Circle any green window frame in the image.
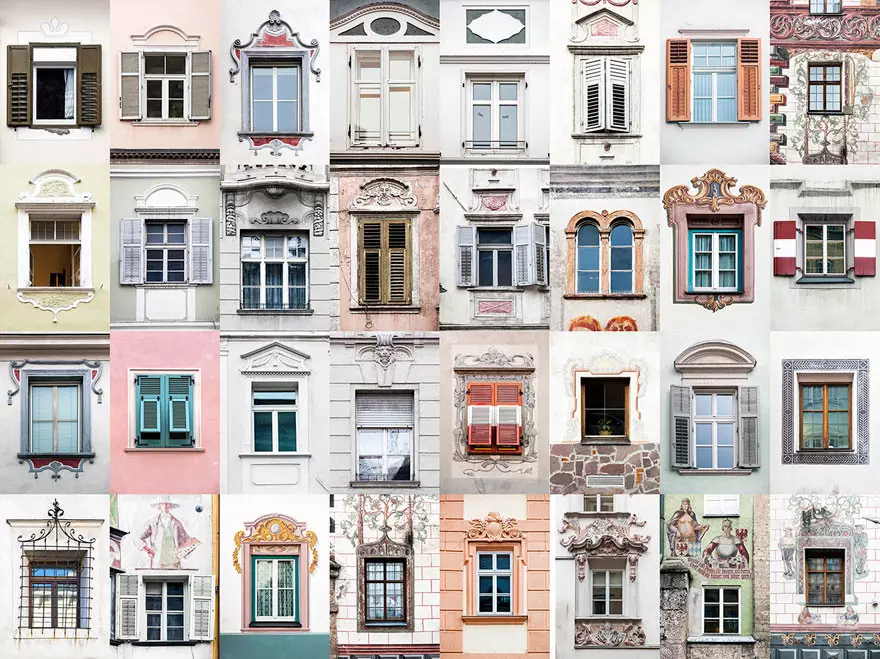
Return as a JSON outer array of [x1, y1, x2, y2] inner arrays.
[[250, 554, 300, 626], [135, 374, 194, 448]]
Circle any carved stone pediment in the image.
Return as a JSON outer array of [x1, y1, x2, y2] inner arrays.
[[350, 178, 417, 212], [357, 526, 413, 559], [663, 169, 767, 220], [250, 210, 299, 225], [453, 347, 535, 373], [560, 513, 650, 581], [232, 514, 317, 574], [355, 333, 413, 387], [467, 512, 522, 541], [240, 342, 311, 376], [674, 341, 757, 375]]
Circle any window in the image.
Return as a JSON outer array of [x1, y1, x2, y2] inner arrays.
[[364, 559, 405, 625], [704, 494, 740, 517], [28, 562, 80, 629], [477, 552, 512, 615], [241, 233, 309, 310], [694, 391, 736, 469], [358, 219, 411, 305], [703, 587, 739, 634], [252, 386, 297, 452], [804, 224, 845, 275], [692, 42, 737, 123], [566, 212, 644, 297], [800, 383, 851, 450], [145, 581, 185, 641], [690, 231, 740, 292], [582, 58, 630, 133], [458, 224, 547, 288], [477, 228, 513, 287], [810, 0, 841, 14], [808, 64, 842, 113], [35, 63, 75, 123], [351, 48, 417, 147], [135, 374, 195, 448], [468, 78, 523, 150], [576, 224, 599, 293], [253, 556, 298, 623], [610, 224, 634, 293], [466, 382, 523, 454], [251, 65, 300, 132], [585, 494, 615, 513], [806, 549, 844, 605], [29, 383, 80, 454], [144, 55, 186, 120], [591, 569, 623, 616], [355, 392, 414, 482], [582, 378, 628, 439], [145, 222, 186, 284], [29, 217, 81, 287]]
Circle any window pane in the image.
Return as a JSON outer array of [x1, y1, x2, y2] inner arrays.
[[828, 411, 849, 448], [473, 83, 492, 101], [166, 55, 186, 75], [499, 105, 517, 144], [389, 51, 413, 79], [499, 83, 518, 101], [497, 250, 512, 286], [717, 73, 737, 122], [802, 411, 824, 449], [57, 421, 78, 453], [252, 68, 273, 101], [496, 576, 511, 594], [693, 73, 712, 122], [253, 411, 273, 452], [496, 596, 511, 613], [695, 445, 713, 469], [277, 101, 299, 132], [716, 394, 734, 417], [35, 68, 72, 121], [166, 224, 185, 244], [277, 412, 297, 451], [577, 270, 599, 293], [358, 428, 384, 455], [802, 385, 824, 411], [610, 224, 632, 247], [478, 554, 493, 570], [610, 270, 632, 294], [578, 245, 600, 271], [387, 429, 412, 455], [472, 105, 491, 143], [387, 455, 411, 481], [578, 224, 599, 247], [253, 390, 296, 405], [276, 67, 299, 101], [695, 394, 712, 417], [389, 86, 412, 133], [478, 595, 493, 613], [717, 445, 735, 469], [828, 385, 848, 410], [610, 245, 632, 270], [145, 55, 165, 75], [695, 423, 712, 446], [357, 52, 381, 80], [479, 575, 493, 594], [496, 553, 511, 570], [252, 101, 273, 131], [717, 423, 735, 446]]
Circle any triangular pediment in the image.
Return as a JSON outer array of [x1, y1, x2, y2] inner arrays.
[[240, 342, 311, 375], [575, 8, 633, 29]]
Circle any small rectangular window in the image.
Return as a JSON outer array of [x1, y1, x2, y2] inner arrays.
[[250, 64, 301, 132], [28, 561, 81, 629], [467, 78, 523, 150], [703, 586, 739, 634], [582, 378, 628, 439], [691, 42, 737, 123], [477, 228, 514, 287], [144, 55, 187, 120], [364, 558, 406, 624], [704, 494, 740, 517], [694, 391, 737, 470], [240, 233, 309, 310], [29, 383, 81, 454], [135, 374, 195, 448], [253, 556, 298, 622], [804, 224, 846, 275], [805, 549, 845, 605], [690, 231, 740, 292], [800, 383, 851, 450], [476, 552, 512, 615], [591, 569, 623, 616], [584, 495, 614, 513], [808, 63, 842, 113], [145, 580, 186, 642], [352, 48, 417, 146], [358, 220, 411, 305], [29, 216, 82, 288], [355, 392, 414, 482], [145, 222, 187, 284], [251, 385, 297, 452]]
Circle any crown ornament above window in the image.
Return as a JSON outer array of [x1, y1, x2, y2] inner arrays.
[[662, 168, 767, 216], [40, 17, 69, 38]]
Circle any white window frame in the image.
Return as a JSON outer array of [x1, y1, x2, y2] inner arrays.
[[144, 221, 188, 285], [466, 75, 525, 152], [475, 551, 513, 616], [590, 568, 625, 617], [693, 390, 738, 471], [32, 57, 77, 126], [250, 385, 299, 453], [581, 57, 631, 133], [803, 223, 846, 276], [354, 390, 416, 483], [584, 494, 614, 513], [691, 232, 739, 292], [350, 46, 419, 147], [476, 226, 514, 288], [691, 42, 738, 124], [253, 557, 298, 622], [810, 0, 841, 14], [249, 63, 302, 133], [704, 494, 740, 517], [28, 215, 83, 288], [28, 381, 82, 454], [702, 586, 740, 636], [142, 53, 189, 121], [240, 233, 310, 310], [144, 579, 187, 643]]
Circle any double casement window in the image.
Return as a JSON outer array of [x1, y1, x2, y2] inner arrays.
[[704, 494, 740, 517], [810, 0, 841, 14], [774, 217, 875, 280], [477, 552, 512, 615], [689, 230, 741, 292], [800, 383, 851, 450], [467, 77, 524, 151], [116, 574, 214, 642], [694, 391, 736, 469], [364, 559, 405, 625], [241, 233, 309, 310], [458, 224, 548, 288], [30, 382, 81, 454], [351, 48, 418, 147], [582, 378, 628, 440], [575, 223, 634, 294], [135, 374, 195, 448], [120, 217, 213, 286], [466, 382, 522, 455], [358, 219, 411, 305], [28, 562, 80, 629], [703, 587, 739, 635], [665, 38, 761, 123], [808, 64, 842, 113], [29, 216, 81, 287], [804, 224, 845, 275], [355, 392, 414, 482], [7, 44, 102, 128], [582, 58, 630, 133], [253, 556, 299, 623], [145, 581, 185, 641], [119, 50, 212, 122], [251, 65, 301, 132], [805, 549, 844, 605], [252, 386, 298, 452], [591, 569, 624, 616], [585, 494, 614, 513]]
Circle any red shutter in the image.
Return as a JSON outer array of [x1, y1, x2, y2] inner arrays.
[[467, 383, 494, 452], [666, 39, 691, 122], [495, 383, 522, 454], [737, 38, 762, 122], [773, 220, 797, 276], [854, 221, 876, 276]]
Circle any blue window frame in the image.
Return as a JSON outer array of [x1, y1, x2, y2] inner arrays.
[[692, 42, 737, 123], [251, 554, 299, 625], [135, 374, 194, 448], [688, 229, 742, 293], [576, 223, 600, 293]]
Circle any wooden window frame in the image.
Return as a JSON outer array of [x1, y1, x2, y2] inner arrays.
[[580, 377, 629, 441], [807, 63, 843, 115], [584, 494, 614, 513], [803, 222, 847, 276], [798, 382, 852, 451], [702, 586, 740, 635], [466, 381, 523, 455], [805, 548, 845, 606], [357, 218, 412, 306], [350, 46, 419, 148], [363, 557, 407, 625], [590, 568, 624, 617], [28, 561, 81, 629]]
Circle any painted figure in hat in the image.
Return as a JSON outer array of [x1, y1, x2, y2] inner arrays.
[[139, 495, 200, 569]]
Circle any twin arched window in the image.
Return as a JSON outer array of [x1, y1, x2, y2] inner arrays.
[[576, 222, 634, 294]]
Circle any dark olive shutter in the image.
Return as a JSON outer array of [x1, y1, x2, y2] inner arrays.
[[360, 221, 382, 304], [670, 385, 693, 468], [386, 220, 411, 304], [77, 44, 102, 126], [7, 45, 30, 126], [738, 386, 760, 468], [190, 51, 212, 120]]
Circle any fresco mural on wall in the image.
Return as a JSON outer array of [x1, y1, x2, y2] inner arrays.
[[666, 497, 753, 578], [665, 498, 708, 558]]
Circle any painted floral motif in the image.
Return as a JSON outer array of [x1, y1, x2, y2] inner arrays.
[[337, 494, 432, 549]]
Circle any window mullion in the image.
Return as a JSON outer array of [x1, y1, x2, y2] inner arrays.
[[260, 260, 266, 306], [52, 385, 59, 452], [272, 68, 279, 133]]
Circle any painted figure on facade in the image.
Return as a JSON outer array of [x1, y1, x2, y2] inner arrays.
[[798, 606, 817, 625], [702, 519, 750, 568], [666, 498, 708, 557], [779, 527, 796, 578], [138, 495, 200, 569], [838, 606, 859, 626]]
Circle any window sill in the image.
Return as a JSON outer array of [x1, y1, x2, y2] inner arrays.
[[19, 287, 95, 294], [582, 436, 631, 446], [797, 448, 853, 453], [686, 290, 742, 296], [137, 283, 194, 289], [807, 111, 846, 116], [237, 308, 314, 316], [132, 120, 201, 127], [125, 447, 205, 453], [796, 276, 855, 285], [675, 468, 753, 476], [467, 286, 523, 292], [18, 452, 95, 460], [564, 293, 647, 300], [132, 641, 201, 646], [675, 122, 755, 127], [26, 123, 87, 131], [687, 636, 756, 644], [462, 615, 528, 625], [350, 480, 421, 488], [248, 621, 302, 629], [572, 132, 642, 139], [363, 622, 411, 630], [577, 616, 642, 623], [238, 130, 314, 139], [349, 305, 420, 314], [238, 452, 311, 458]]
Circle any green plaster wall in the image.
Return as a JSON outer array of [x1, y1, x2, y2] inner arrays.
[[219, 633, 329, 658]]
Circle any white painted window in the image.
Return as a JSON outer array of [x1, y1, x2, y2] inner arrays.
[[145, 222, 187, 284], [692, 42, 737, 123], [355, 392, 414, 482], [694, 391, 737, 470], [145, 580, 186, 642], [251, 385, 298, 453], [703, 494, 739, 517], [591, 569, 624, 616], [476, 552, 512, 615], [240, 233, 309, 310], [691, 232, 739, 291], [703, 586, 740, 635], [584, 494, 615, 513], [582, 58, 630, 133], [29, 216, 82, 287], [351, 47, 418, 147], [32, 47, 77, 125], [253, 557, 298, 622], [804, 224, 846, 275], [467, 77, 524, 151], [144, 54, 187, 120], [250, 65, 301, 132]]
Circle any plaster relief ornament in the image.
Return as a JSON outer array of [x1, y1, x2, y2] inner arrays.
[[575, 621, 646, 648], [351, 177, 416, 210], [232, 514, 318, 574], [665, 498, 708, 558], [559, 514, 650, 581], [467, 9, 525, 44], [663, 169, 767, 215], [467, 512, 522, 541], [701, 519, 750, 568], [138, 496, 201, 569]]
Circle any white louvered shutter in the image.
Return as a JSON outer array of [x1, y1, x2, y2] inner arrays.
[[120, 217, 144, 285], [190, 575, 215, 641], [189, 218, 213, 284], [670, 385, 693, 468], [607, 58, 630, 132], [119, 52, 142, 120], [532, 222, 548, 286], [583, 58, 605, 132], [738, 386, 760, 468], [514, 224, 534, 286], [116, 573, 140, 640], [457, 225, 476, 287]]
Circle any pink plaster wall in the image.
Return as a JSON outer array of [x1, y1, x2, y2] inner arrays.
[[338, 174, 440, 331], [110, 331, 220, 494], [109, 0, 221, 150]]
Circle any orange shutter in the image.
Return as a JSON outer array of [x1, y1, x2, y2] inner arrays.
[[737, 38, 761, 121], [666, 39, 691, 122], [495, 383, 522, 454], [467, 383, 494, 452]]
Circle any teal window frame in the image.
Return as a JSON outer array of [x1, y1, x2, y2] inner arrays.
[[251, 385, 298, 453], [687, 228, 743, 293], [250, 554, 300, 626], [135, 374, 194, 448]]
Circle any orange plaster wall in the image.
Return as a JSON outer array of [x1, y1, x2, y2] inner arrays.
[[439, 495, 550, 659]]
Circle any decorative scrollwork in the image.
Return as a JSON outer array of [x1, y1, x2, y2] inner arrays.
[[233, 514, 318, 574], [467, 512, 522, 541], [662, 169, 767, 215], [229, 10, 321, 81]]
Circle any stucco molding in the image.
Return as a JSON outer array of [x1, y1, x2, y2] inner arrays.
[[467, 512, 523, 541], [229, 10, 321, 82], [16, 290, 95, 323], [453, 347, 535, 373], [350, 177, 417, 213], [674, 341, 757, 375], [575, 621, 647, 648], [239, 342, 312, 376], [663, 169, 766, 219], [16, 169, 95, 210], [131, 25, 200, 48], [559, 513, 650, 582], [232, 514, 318, 575], [355, 333, 413, 388], [8, 359, 104, 404]]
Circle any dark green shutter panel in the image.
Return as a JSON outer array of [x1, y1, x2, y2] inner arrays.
[[136, 375, 163, 446], [361, 222, 382, 304], [167, 375, 194, 446], [7, 45, 30, 126], [739, 386, 760, 468], [670, 385, 693, 468], [77, 44, 102, 126]]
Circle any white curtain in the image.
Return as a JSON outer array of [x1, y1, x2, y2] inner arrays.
[[64, 68, 75, 120]]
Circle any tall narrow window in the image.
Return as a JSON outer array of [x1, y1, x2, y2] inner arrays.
[[29, 562, 80, 629], [29, 217, 81, 287], [703, 587, 739, 634], [144, 55, 186, 120], [240, 233, 309, 310], [610, 224, 633, 293], [576, 224, 600, 293], [476, 552, 512, 615], [252, 386, 297, 452], [591, 569, 623, 616], [359, 220, 411, 305], [145, 581, 185, 641], [582, 58, 630, 133], [477, 228, 514, 287], [355, 392, 414, 482], [694, 391, 736, 469], [692, 42, 737, 123], [145, 222, 186, 284], [364, 559, 406, 625], [800, 383, 851, 450], [804, 224, 846, 275], [352, 49, 417, 146], [690, 231, 740, 292], [808, 64, 842, 113], [253, 556, 298, 623], [469, 78, 522, 150], [251, 65, 301, 132], [30, 383, 81, 454], [805, 549, 844, 605]]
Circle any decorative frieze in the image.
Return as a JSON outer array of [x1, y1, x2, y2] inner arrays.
[[467, 512, 523, 541], [575, 620, 646, 648]]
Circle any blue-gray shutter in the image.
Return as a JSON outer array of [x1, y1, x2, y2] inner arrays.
[[457, 226, 476, 287], [671, 385, 692, 468], [738, 386, 760, 468]]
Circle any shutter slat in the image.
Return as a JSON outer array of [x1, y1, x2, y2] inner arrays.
[[671, 385, 693, 468], [137, 375, 163, 444], [78, 44, 102, 126], [514, 224, 533, 286], [582, 58, 604, 132], [189, 218, 213, 285], [119, 51, 141, 120], [666, 39, 691, 122], [116, 574, 140, 640], [7, 45, 30, 126], [189, 51, 212, 121], [607, 57, 630, 132], [120, 218, 144, 284], [737, 39, 762, 121], [457, 225, 476, 287], [190, 575, 215, 641], [356, 392, 414, 427], [495, 382, 522, 452], [532, 222, 548, 286], [739, 386, 760, 468]]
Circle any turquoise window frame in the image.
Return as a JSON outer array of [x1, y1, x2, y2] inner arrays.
[[250, 554, 300, 625], [687, 228, 743, 293], [135, 374, 194, 448]]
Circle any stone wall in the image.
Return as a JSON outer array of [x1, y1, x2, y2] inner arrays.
[[549, 444, 660, 494]]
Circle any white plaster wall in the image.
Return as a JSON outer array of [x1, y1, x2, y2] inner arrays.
[[770, 165, 880, 330], [0, 495, 110, 659], [218, 494, 329, 634], [659, 0, 769, 165], [659, 165, 771, 333], [770, 331, 880, 493]]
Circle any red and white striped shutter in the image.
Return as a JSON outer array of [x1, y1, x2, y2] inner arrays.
[[854, 221, 876, 276], [494, 383, 522, 453], [467, 383, 494, 451], [773, 220, 797, 276]]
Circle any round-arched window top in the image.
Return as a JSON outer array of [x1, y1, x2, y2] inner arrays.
[[610, 223, 633, 247], [577, 223, 599, 247]]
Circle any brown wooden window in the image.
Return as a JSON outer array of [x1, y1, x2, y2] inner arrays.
[[358, 219, 411, 305], [28, 561, 81, 629], [581, 378, 628, 440], [364, 558, 406, 625], [806, 549, 844, 605], [799, 383, 851, 450], [808, 64, 842, 114]]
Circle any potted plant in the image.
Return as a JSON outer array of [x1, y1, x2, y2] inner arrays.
[[597, 416, 615, 436]]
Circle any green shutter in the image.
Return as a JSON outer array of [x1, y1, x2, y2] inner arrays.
[[136, 376, 162, 446], [167, 375, 193, 446]]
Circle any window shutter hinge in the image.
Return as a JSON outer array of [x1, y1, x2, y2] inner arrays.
[[525, 81, 528, 88], [418, 55, 422, 67], [348, 125, 351, 138], [462, 82, 465, 88], [208, 95, 212, 108], [418, 125, 422, 138], [349, 55, 352, 68]]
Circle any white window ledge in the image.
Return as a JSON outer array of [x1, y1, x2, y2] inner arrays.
[[675, 122, 752, 128], [238, 452, 311, 458], [124, 447, 205, 453], [132, 121, 200, 128], [675, 468, 753, 476], [687, 636, 756, 644], [350, 480, 421, 488], [19, 286, 95, 294]]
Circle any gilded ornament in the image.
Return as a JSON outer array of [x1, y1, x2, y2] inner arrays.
[[232, 515, 318, 574]]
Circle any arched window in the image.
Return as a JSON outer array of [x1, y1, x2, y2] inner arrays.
[[577, 224, 600, 293], [610, 223, 633, 294]]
